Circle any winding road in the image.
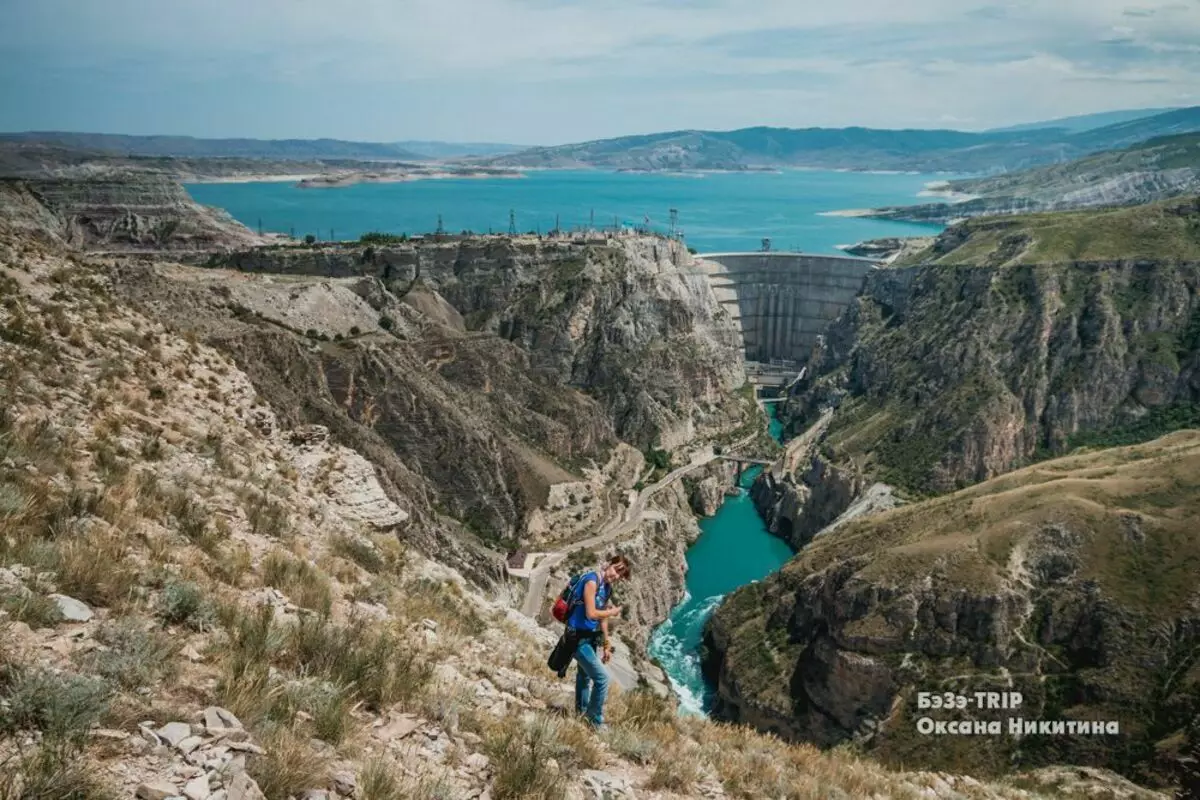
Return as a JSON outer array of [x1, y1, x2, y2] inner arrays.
[[515, 429, 766, 620]]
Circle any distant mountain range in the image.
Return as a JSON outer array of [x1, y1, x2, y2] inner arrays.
[[0, 132, 430, 162], [986, 107, 1179, 135], [0, 132, 534, 163], [479, 106, 1200, 174], [393, 141, 531, 159], [4, 105, 1199, 177]]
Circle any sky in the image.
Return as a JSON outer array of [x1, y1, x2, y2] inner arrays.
[[2, 0, 1199, 145]]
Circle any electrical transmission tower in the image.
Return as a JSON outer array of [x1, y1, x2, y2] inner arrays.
[[668, 208, 678, 239], [508, 209, 517, 235], [761, 237, 772, 252], [436, 214, 445, 236]]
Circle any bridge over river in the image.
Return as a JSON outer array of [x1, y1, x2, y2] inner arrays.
[[691, 251, 878, 371]]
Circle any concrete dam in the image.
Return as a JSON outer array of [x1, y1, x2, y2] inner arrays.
[[692, 252, 878, 369]]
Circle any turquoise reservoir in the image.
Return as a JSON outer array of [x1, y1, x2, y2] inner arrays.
[[648, 406, 793, 713]]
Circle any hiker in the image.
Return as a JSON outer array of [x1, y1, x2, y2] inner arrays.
[[567, 554, 631, 728]]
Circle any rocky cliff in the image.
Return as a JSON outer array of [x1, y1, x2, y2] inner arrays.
[[0, 174, 263, 251], [707, 431, 1200, 788], [205, 236, 746, 451]]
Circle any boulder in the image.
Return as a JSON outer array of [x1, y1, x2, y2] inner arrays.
[[157, 721, 193, 748], [48, 593, 93, 622], [136, 781, 179, 800]]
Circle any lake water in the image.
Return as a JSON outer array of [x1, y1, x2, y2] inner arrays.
[[186, 168, 947, 255]]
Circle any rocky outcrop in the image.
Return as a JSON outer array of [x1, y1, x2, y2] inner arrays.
[[684, 461, 737, 517], [0, 175, 263, 251], [706, 431, 1200, 788]]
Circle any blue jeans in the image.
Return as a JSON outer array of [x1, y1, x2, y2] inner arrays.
[[573, 638, 609, 726]]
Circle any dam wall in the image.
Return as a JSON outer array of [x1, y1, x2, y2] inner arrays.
[[693, 252, 877, 364]]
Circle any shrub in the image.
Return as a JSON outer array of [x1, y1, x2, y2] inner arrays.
[[484, 716, 567, 800], [304, 234, 316, 245], [0, 668, 110, 748], [349, 326, 362, 337], [379, 315, 395, 331], [284, 616, 431, 711], [330, 534, 386, 574], [274, 678, 351, 745], [76, 619, 179, 690], [1, 591, 63, 629], [647, 742, 704, 792], [54, 527, 137, 609], [158, 579, 217, 631], [0, 746, 116, 800]]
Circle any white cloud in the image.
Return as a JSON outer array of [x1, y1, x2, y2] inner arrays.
[[2, 0, 1199, 139]]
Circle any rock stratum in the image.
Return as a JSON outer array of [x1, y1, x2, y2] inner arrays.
[[707, 198, 1200, 793]]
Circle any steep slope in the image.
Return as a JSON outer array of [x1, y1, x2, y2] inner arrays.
[[3, 211, 1175, 800], [864, 133, 1200, 223], [705, 430, 1200, 789]]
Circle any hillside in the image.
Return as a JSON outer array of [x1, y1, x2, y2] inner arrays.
[[0, 132, 424, 162], [895, 196, 1200, 266], [483, 107, 1200, 173], [0, 197, 1169, 798], [862, 133, 1200, 224], [707, 430, 1200, 787]]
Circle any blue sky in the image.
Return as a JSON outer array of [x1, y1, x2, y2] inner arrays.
[[1, 0, 1198, 144]]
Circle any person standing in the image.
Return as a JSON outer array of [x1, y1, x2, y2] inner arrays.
[[565, 554, 632, 729]]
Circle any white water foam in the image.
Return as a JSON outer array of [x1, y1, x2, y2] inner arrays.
[[649, 592, 726, 716]]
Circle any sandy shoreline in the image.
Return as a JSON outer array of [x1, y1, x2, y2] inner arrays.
[[816, 208, 878, 218]]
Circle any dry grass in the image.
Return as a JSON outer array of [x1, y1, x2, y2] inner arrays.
[[247, 722, 332, 800], [262, 549, 334, 617]]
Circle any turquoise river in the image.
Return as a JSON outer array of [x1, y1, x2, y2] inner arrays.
[[185, 169, 948, 712], [647, 405, 791, 713]]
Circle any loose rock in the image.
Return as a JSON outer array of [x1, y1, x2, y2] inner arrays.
[[49, 593, 93, 622]]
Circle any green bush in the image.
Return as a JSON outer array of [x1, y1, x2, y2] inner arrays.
[[158, 579, 217, 631], [0, 668, 110, 747], [359, 232, 408, 244], [75, 619, 179, 690]]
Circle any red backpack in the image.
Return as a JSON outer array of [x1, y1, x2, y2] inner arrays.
[[550, 572, 586, 623]]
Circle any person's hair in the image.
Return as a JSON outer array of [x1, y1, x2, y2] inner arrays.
[[607, 553, 632, 578]]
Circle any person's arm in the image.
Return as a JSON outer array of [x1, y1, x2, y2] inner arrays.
[[583, 579, 620, 621]]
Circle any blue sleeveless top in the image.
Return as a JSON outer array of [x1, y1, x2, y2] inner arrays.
[[566, 571, 610, 633]]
